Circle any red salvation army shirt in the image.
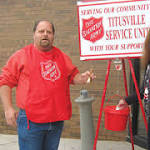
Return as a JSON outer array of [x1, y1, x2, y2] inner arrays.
[[0, 44, 79, 110]]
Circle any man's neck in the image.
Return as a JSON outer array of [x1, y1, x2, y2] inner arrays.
[[34, 44, 52, 52]]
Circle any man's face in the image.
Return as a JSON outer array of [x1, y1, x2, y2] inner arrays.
[[33, 21, 54, 51]]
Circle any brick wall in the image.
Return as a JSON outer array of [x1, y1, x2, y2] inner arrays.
[[0, 0, 130, 140]]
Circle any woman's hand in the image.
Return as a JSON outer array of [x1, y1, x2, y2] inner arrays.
[[116, 99, 128, 110]]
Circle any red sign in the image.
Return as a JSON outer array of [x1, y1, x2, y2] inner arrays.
[[82, 17, 104, 43]]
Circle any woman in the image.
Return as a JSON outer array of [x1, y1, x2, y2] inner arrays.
[[117, 30, 150, 150]]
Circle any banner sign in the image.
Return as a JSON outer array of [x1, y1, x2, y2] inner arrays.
[[77, 0, 150, 60]]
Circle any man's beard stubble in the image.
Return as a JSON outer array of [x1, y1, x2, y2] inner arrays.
[[40, 39, 50, 48]]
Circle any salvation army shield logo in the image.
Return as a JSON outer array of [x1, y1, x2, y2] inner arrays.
[[40, 60, 61, 81], [82, 17, 104, 43]]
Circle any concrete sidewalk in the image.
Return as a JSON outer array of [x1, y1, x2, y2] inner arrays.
[[0, 134, 146, 150]]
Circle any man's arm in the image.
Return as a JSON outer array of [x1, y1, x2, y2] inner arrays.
[[0, 49, 25, 127], [0, 85, 17, 127]]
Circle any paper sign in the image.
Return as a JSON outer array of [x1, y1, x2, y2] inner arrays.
[[77, 0, 150, 60]]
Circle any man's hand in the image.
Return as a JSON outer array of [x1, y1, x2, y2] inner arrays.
[[4, 107, 18, 127], [73, 70, 96, 84]]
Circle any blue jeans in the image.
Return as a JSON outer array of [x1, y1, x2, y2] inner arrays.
[[17, 109, 64, 150]]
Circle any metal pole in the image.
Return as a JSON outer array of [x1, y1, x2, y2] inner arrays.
[[75, 90, 95, 150], [93, 60, 112, 150]]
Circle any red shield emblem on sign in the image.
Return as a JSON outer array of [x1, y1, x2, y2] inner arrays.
[[40, 60, 61, 82], [82, 17, 104, 43]]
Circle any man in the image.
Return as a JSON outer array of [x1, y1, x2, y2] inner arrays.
[[0, 20, 95, 150]]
